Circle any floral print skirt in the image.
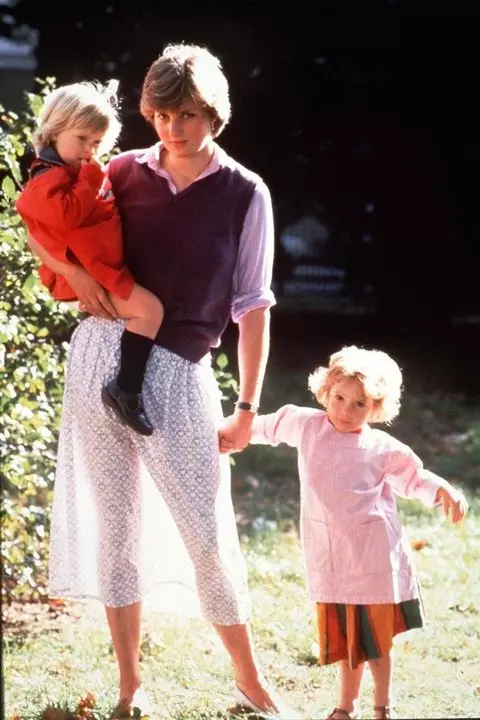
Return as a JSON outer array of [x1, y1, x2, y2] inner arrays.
[[48, 317, 251, 624]]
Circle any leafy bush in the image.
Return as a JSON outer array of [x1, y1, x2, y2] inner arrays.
[[0, 80, 240, 603], [0, 79, 78, 602]]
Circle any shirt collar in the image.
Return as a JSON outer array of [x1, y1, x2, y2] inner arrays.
[[135, 141, 224, 185], [37, 145, 66, 167]]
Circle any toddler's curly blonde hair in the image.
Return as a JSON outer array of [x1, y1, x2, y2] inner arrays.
[[308, 345, 403, 424]]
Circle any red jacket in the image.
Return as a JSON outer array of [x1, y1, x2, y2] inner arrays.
[[16, 153, 134, 301]]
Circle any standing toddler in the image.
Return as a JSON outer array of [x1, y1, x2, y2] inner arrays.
[[251, 345, 468, 719]]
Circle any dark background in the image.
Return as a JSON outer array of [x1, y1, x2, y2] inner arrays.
[[3, 0, 479, 393]]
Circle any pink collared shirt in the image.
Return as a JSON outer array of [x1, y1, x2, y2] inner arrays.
[[134, 142, 275, 322], [252, 405, 448, 604]]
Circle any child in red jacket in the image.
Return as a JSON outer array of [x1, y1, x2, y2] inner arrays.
[[16, 81, 163, 436]]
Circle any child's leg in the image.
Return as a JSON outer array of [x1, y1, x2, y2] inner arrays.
[[109, 284, 164, 394], [334, 659, 365, 717], [110, 284, 164, 341], [368, 652, 392, 719], [102, 285, 163, 436]]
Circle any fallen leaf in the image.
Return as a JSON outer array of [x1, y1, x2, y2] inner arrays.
[[411, 539, 429, 551]]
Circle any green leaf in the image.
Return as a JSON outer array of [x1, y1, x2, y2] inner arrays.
[[216, 352, 228, 370], [2, 175, 16, 201], [22, 273, 37, 294]]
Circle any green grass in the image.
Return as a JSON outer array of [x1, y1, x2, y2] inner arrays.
[[4, 383, 480, 719]]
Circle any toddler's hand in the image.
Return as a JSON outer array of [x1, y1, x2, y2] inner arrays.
[[81, 156, 103, 170], [436, 486, 468, 524], [89, 155, 103, 170]]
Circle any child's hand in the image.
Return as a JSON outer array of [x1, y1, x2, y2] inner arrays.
[[81, 156, 103, 170], [89, 155, 103, 170], [435, 486, 469, 524], [218, 410, 255, 454]]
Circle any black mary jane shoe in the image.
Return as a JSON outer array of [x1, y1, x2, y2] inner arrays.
[[102, 379, 154, 436]]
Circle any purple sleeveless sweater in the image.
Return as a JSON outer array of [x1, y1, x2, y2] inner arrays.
[[108, 150, 256, 362]]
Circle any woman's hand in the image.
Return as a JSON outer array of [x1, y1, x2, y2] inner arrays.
[[218, 409, 255, 454], [435, 486, 469, 524], [65, 265, 118, 319]]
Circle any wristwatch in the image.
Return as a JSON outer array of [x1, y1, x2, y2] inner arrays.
[[235, 401, 259, 413]]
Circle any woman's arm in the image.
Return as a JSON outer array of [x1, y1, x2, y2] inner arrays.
[[218, 306, 270, 453], [26, 232, 118, 318], [218, 179, 276, 453], [237, 305, 270, 409]]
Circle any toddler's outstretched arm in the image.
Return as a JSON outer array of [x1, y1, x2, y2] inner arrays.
[[251, 404, 316, 448], [386, 442, 468, 522]]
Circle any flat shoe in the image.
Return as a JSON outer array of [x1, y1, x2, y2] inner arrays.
[[234, 686, 301, 719], [111, 688, 153, 718], [325, 708, 360, 720]]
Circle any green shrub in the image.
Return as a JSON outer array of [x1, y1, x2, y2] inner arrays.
[[0, 79, 78, 601]]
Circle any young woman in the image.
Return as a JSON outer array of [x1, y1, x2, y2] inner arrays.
[[26, 44, 298, 719]]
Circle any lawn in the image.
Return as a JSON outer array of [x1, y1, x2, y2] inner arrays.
[[3, 374, 480, 720]]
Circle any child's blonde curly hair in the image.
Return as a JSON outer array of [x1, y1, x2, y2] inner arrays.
[[308, 345, 403, 424], [33, 80, 121, 155]]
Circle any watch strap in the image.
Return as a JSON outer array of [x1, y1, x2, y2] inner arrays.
[[235, 401, 259, 413]]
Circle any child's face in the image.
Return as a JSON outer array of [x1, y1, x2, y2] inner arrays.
[[52, 126, 105, 167], [326, 377, 376, 433]]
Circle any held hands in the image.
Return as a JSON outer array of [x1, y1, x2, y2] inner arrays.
[[218, 408, 255, 454], [435, 485, 469, 524]]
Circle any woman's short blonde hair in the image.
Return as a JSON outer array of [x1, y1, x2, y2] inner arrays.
[[33, 80, 121, 155], [140, 43, 231, 137], [308, 345, 403, 424]]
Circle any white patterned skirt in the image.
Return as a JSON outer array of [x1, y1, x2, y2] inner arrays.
[[48, 317, 251, 624]]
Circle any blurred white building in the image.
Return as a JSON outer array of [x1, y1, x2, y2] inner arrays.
[[0, 0, 37, 111]]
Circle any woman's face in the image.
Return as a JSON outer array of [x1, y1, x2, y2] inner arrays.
[[153, 102, 214, 159]]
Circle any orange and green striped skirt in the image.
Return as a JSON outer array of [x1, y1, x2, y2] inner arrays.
[[316, 598, 424, 669]]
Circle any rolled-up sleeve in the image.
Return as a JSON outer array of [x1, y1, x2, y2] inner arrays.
[[231, 180, 276, 322]]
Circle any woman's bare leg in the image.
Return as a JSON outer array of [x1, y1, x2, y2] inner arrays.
[[105, 602, 142, 707], [214, 622, 281, 712]]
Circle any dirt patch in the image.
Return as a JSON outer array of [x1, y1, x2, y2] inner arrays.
[[2, 599, 81, 638]]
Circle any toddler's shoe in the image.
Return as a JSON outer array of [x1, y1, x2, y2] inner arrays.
[[325, 708, 360, 720], [374, 706, 394, 719], [102, 379, 154, 436]]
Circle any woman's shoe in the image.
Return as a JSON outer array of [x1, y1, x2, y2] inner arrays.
[[110, 688, 153, 719], [234, 686, 301, 719]]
